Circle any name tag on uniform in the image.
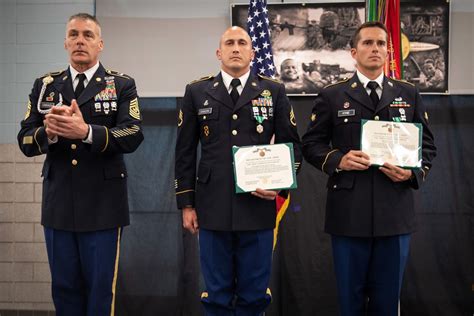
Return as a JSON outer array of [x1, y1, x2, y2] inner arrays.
[[198, 108, 213, 115], [338, 109, 355, 117]]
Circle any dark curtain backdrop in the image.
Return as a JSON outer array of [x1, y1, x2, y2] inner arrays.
[[116, 95, 473, 316]]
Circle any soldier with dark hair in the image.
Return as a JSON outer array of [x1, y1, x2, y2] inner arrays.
[[303, 21, 436, 315]]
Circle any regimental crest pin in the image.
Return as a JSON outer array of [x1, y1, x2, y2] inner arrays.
[[261, 90, 271, 98], [204, 100, 209, 106], [46, 92, 54, 102], [343, 102, 350, 109]]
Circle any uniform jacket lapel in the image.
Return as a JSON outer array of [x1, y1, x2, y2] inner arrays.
[[234, 72, 261, 112], [76, 64, 106, 107], [206, 73, 234, 110], [376, 77, 401, 113], [344, 74, 374, 112], [53, 69, 75, 105]]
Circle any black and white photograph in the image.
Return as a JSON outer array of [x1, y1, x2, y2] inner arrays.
[[232, 3, 365, 95], [401, 0, 450, 93]]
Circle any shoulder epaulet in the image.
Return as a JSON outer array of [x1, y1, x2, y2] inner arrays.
[[258, 74, 281, 84], [105, 69, 131, 79], [323, 77, 350, 89], [40, 69, 65, 79], [189, 75, 214, 84], [390, 78, 415, 87]]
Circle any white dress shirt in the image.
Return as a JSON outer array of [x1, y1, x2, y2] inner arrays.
[[356, 70, 384, 99], [221, 69, 251, 96]]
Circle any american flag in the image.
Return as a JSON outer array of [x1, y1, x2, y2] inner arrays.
[[247, 0, 276, 78]]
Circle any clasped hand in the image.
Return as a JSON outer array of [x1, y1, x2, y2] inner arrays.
[[44, 99, 89, 140]]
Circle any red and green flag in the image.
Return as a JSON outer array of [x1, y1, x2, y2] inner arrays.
[[366, 0, 402, 79]]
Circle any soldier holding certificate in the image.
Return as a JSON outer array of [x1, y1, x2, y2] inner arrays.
[[175, 26, 302, 315], [302, 21, 436, 316]]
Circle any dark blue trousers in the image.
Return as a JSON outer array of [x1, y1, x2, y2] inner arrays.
[[331, 234, 411, 316], [199, 229, 273, 316], [44, 227, 122, 316]]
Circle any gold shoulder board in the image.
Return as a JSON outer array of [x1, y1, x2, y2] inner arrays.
[[106, 69, 131, 79], [258, 74, 281, 84], [40, 69, 65, 79], [190, 75, 214, 84], [323, 77, 350, 89], [390, 78, 415, 87]]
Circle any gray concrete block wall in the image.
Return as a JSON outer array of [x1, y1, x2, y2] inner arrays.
[[0, 0, 94, 311]]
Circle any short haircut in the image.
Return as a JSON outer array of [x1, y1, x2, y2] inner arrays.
[[68, 13, 101, 28], [424, 59, 435, 65], [350, 21, 388, 48]]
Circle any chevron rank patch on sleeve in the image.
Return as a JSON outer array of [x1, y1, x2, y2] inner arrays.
[[129, 98, 140, 120]]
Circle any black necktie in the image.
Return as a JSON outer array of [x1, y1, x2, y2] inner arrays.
[[74, 73, 86, 99], [230, 78, 241, 105], [367, 81, 380, 108]]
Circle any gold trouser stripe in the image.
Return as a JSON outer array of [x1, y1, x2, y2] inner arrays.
[[102, 126, 109, 152], [420, 169, 426, 181], [321, 149, 338, 173], [176, 189, 194, 195], [110, 227, 122, 316], [34, 127, 43, 154]]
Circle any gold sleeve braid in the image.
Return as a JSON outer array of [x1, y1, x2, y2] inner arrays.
[[111, 125, 141, 138]]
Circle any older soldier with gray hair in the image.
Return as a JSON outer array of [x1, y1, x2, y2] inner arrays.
[[18, 13, 143, 315]]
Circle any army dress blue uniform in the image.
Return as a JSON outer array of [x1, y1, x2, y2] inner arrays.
[[175, 71, 302, 315], [17, 63, 143, 316], [302, 73, 436, 316]]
